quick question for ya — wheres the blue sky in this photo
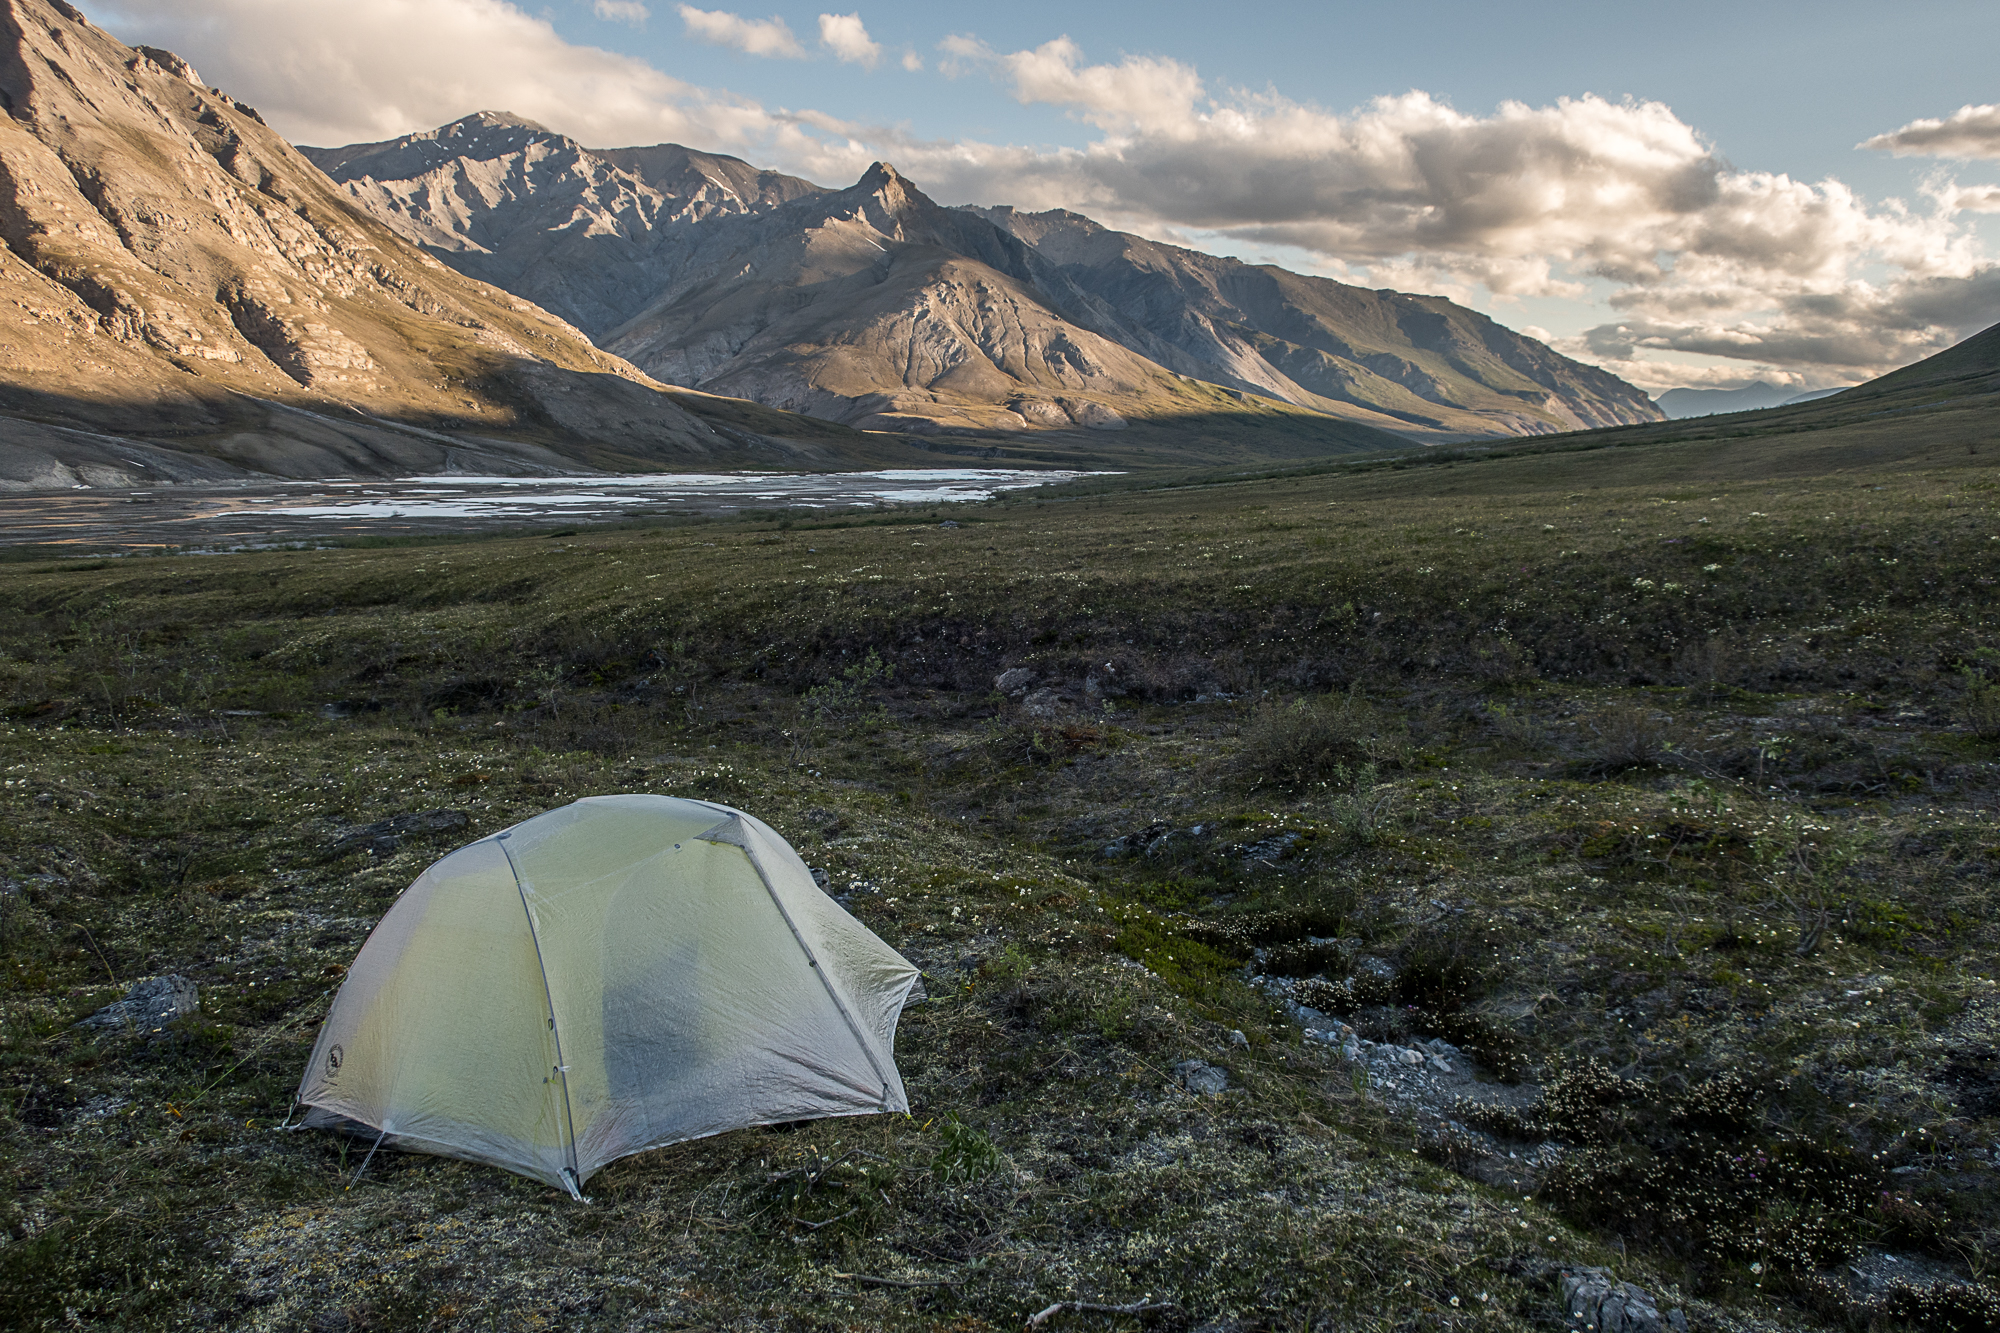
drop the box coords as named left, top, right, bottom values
left=85, top=1, right=2000, bottom=394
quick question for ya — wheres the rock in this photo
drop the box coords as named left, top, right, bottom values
left=1560, top=1267, right=1683, bottom=1333
left=995, top=667, right=1037, bottom=695
left=1229, top=1029, right=1250, bottom=1048
left=327, top=809, right=470, bottom=858
left=1175, top=1060, right=1230, bottom=1096
left=79, top=975, right=198, bottom=1030
left=938, top=520, right=960, bottom=529
left=1020, top=687, right=1068, bottom=718
left=1398, top=1047, right=1426, bottom=1066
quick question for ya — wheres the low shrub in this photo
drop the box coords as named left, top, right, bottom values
left=1237, top=693, right=1404, bottom=790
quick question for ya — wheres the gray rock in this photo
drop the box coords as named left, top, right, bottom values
left=1020, top=687, right=1066, bottom=718
left=994, top=667, right=1036, bottom=695
left=1175, top=1060, right=1230, bottom=1096
left=79, top=975, right=198, bottom=1030
left=1229, top=1029, right=1250, bottom=1048
left=327, top=809, right=470, bottom=858
left=1560, top=1267, right=1682, bottom=1333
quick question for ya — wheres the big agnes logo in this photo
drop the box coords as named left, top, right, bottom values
left=326, top=1044, right=344, bottom=1080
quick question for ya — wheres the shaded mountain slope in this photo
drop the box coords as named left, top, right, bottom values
left=1845, top=318, right=2000, bottom=397
left=972, top=206, right=1662, bottom=437
left=0, top=0, right=883, bottom=488
left=1439, top=318, right=2000, bottom=479
left=310, top=118, right=1663, bottom=444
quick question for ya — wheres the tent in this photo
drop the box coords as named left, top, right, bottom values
left=294, top=794, right=922, bottom=1197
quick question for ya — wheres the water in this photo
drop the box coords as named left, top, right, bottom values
left=0, top=468, right=1106, bottom=551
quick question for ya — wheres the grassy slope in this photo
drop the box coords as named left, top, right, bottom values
left=0, top=419, right=1996, bottom=1330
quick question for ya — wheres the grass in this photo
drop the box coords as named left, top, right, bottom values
left=0, top=419, right=1996, bottom=1330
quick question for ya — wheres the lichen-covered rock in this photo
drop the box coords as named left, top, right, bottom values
left=79, top=975, right=198, bottom=1030
left=1559, top=1267, right=1688, bottom=1333
left=1175, top=1060, right=1229, bottom=1097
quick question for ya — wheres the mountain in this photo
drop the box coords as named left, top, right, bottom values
left=1849, top=317, right=2000, bottom=396
left=1780, top=387, right=1846, bottom=406
left=300, top=114, right=823, bottom=341
left=971, top=206, right=1660, bottom=437
left=602, top=162, right=1388, bottom=439
left=1656, top=381, right=1801, bottom=418
left=0, top=0, right=884, bottom=490
left=308, top=119, right=1665, bottom=442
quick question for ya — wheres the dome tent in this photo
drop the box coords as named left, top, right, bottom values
left=295, top=795, right=922, bottom=1198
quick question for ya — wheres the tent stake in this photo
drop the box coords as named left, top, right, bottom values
left=347, top=1126, right=389, bottom=1189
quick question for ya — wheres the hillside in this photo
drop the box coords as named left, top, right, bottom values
left=1444, top=317, right=2000, bottom=470
left=308, top=120, right=1664, bottom=443
left=0, top=0, right=894, bottom=489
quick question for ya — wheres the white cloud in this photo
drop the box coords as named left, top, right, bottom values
left=1861, top=104, right=2000, bottom=160
left=674, top=5, right=805, bottom=59
left=996, top=37, right=1200, bottom=130
left=900, top=49, right=923, bottom=73
left=817, top=12, right=880, bottom=69
left=86, top=0, right=791, bottom=149
left=592, top=0, right=649, bottom=24
left=935, top=34, right=990, bottom=79
left=845, top=43, right=2000, bottom=379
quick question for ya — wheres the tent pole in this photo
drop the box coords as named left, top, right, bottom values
left=736, top=834, right=899, bottom=1109
left=497, top=833, right=586, bottom=1195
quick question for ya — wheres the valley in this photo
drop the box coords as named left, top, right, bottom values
left=1, top=386, right=1995, bottom=1331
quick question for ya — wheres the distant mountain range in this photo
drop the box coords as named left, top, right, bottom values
left=1654, top=382, right=1847, bottom=418
left=0, top=0, right=906, bottom=490
left=304, top=114, right=1665, bottom=444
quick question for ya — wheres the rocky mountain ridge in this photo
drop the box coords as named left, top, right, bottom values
left=309, top=119, right=1666, bottom=442
left=0, top=0, right=876, bottom=490
left=301, top=114, right=823, bottom=340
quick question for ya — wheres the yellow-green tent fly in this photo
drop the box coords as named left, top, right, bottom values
left=295, top=795, right=922, bottom=1198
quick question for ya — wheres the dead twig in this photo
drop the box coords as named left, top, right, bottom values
left=1026, top=1298, right=1178, bottom=1328
left=833, top=1271, right=959, bottom=1288
left=74, top=923, right=119, bottom=988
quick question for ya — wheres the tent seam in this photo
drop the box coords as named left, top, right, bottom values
left=497, top=833, right=586, bottom=1198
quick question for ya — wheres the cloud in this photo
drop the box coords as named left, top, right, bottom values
left=996, top=37, right=1200, bottom=131
left=817, top=12, right=880, bottom=68
left=841, top=43, right=2000, bottom=379
left=674, top=5, right=805, bottom=59
left=1861, top=104, right=2000, bottom=160
left=86, top=0, right=792, bottom=149
left=592, top=0, right=649, bottom=24
left=900, top=50, right=922, bottom=72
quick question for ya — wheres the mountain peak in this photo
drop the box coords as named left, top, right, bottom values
left=446, top=110, right=557, bottom=136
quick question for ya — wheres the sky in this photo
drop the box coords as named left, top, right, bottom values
left=80, top=0, right=2000, bottom=395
